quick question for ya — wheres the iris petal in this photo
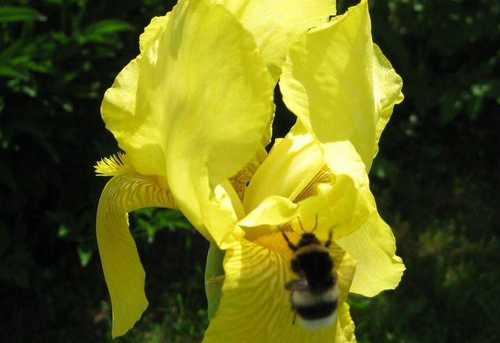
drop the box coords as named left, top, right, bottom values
left=244, top=133, right=323, bottom=212
left=203, top=238, right=356, bottom=342
left=96, top=173, right=174, bottom=337
left=280, top=0, right=403, bottom=170
left=218, top=0, right=335, bottom=79
left=139, top=14, right=170, bottom=55
left=337, top=212, right=405, bottom=297
left=372, top=43, right=404, bottom=156
left=239, top=195, right=298, bottom=228
left=102, top=0, right=274, bottom=242
left=322, top=141, right=376, bottom=237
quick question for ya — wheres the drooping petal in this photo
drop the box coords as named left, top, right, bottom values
left=203, top=238, right=356, bottom=342
left=96, top=173, right=174, bottom=337
left=336, top=303, right=356, bottom=343
left=280, top=0, right=403, bottom=170
left=337, top=212, right=405, bottom=297
left=244, top=133, right=323, bottom=212
left=217, top=0, right=335, bottom=79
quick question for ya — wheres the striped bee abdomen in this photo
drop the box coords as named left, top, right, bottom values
left=294, top=300, right=338, bottom=320
left=291, top=284, right=339, bottom=328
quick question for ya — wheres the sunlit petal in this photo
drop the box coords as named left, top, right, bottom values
left=283, top=141, right=374, bottom=241
left=103, top=0, right=274, bottom=240
left=336, top=303, right=356, bottom=343
left=280, top=0, right=402, bottom=170
left=152, top=0, right=273, bottom=236
left=139, top=14, right=170, bottom=54
left=203, top=238, right=356, bottom=342
left=244, top=133, right=323, bottom=212
left=100, top=57, right=164, bottom=176
left=217, top=0, right=335, bottom=79
left=203, top=183, right=245, bottom=248
left=96, top=173, right=174, bottom=337
left=372, top=43, right=404, bottom=156
left=337, top=212, right=405, bottom=297
left=239, top=195, right=298, bottom=228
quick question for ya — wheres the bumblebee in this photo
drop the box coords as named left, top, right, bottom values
left=282, top=220, right=338, bottom=330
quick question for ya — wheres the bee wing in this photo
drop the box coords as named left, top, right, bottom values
left=285, top=279, right=310, bottom=292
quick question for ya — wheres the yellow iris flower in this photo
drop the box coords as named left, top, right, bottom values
left=95, top=0, right=405, bottom=340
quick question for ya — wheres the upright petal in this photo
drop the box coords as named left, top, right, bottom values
left=203, top=238, right=356, bottom=342
left=139, top=14, right=170, bottom=54
left=337, top=212, right=405, bottom=297
left=295, top=141, right=376, bottom=241
left=244, top=133, right=323, bottom=212
left=103, top=0, right=274, bottom=241
left=101, top=58, right=164, bottom=176
left=101, top=13, right=172, bottom=178
left=217, top=0, right=335, bottom=79
left=280, top=0, right=402, bottom=170
left=96, top=173, right=174, bottom=337
left=372, top=43, right=404, bottom=156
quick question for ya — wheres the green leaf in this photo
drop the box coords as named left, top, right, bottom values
left=0, top=7, right=46, bottom=23
left=81, top=20, right=133, bottom=43
left=78, top=246, right=93, bottom=267
left=57, top=225, right=70, bottom=238
left=0, top=64, right=27, bottom=79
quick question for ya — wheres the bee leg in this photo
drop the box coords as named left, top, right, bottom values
left=282, top=231, right=297, bottom=251
left=292, top=312, right=297, bottom=325
left=324, top=228, right=333, bottom=248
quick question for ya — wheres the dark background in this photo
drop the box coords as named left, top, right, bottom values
left=1, top=0, right=499, bottom=342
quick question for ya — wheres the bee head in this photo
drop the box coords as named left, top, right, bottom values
left=297, top=233, right=321, bottom=248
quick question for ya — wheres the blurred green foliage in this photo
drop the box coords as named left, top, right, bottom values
left=0, top=0, right=499, bottom=342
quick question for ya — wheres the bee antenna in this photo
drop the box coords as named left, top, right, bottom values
left=296, top=217, right=306, bottom=233
left=312, top=214, right=319, bottom=232
left=325, top=228, right=333, bottom=248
